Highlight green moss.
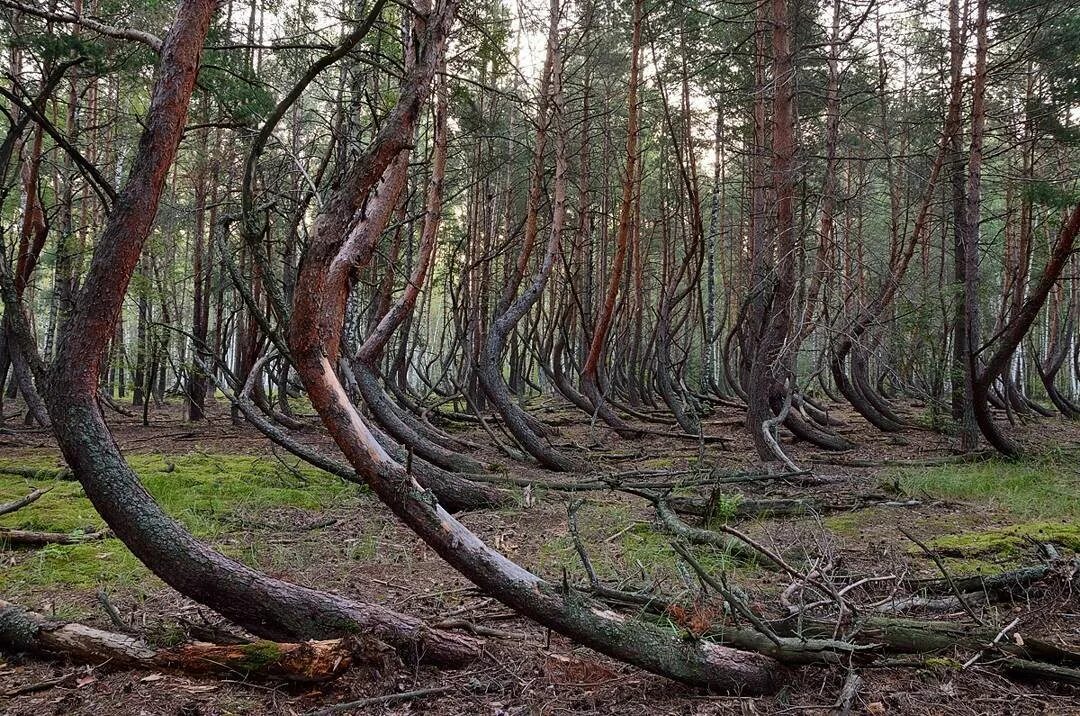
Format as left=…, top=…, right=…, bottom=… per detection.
left=924, top=521, right=1080, bottom=556
left=0, top=482, right=103, bottom=534
left=237, top=640, right=284, bottom=670
left=642, top=457, right=676, bottom=470
left=0, top=452, right=366, bottom=598
left=1, top=541, right=151, bottom=593
left=824, top=510, right=874, bottom=535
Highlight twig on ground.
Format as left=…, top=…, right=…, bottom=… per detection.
left=899, top=527, right=984, bottom=625
left=1, top=673, right=74, bottom=698
left=304, top=685, right=455, bottom=716
left=830, top=669, right=862, bottom=715
left=0, top=487, right=52, bottom=516
left=961, top=616, right=1021, bottom=669
left=97, top=589, right=126, bottom=630
left=567, top=499, right=600, bottom=590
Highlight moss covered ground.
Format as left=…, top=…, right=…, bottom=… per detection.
left=0, top=453, right=364, bottom=599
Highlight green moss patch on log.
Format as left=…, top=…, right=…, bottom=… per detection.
left=923, top=521, right=1080, bottom=557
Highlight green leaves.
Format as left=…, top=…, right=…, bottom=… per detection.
left=1024, top=179, right=1080, bottom=210
left=198, top=50, right=274, bottom=125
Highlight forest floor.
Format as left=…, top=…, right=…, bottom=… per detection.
left=1, top=396, right=1078, bottom=715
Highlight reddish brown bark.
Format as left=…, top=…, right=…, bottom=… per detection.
left=578, top=0, right=642, bottom=440
left=288, top=0, right=780, bottom=694
left=20, top=0, right=478, bottom=668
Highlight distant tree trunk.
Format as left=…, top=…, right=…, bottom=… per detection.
left=187, top=116, right=211, bottom=420
left=798, top=0, right=841, bottom=346
left=704, top=104, right=723, bottom=394
left=132, top=255, right=150, bottom=407
left=579, top=0, right=642, bottom=439
left=946, top=0, right=973, bottom=446
left=958, top=0, right=988, bottom=452
left=477, top=0, right=581, bottom=470
left=4, top=119, right=50, bottom=424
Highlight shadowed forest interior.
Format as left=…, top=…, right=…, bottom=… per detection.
left=0, top=0, right=1079, bottom=712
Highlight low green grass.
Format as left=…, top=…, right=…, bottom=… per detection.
left=893, top=452, right=1080, bottom=566
left=823, top=510, right=874, bottom=536
left=0, top=453, right=365, bottom=598
left=891, top=453, right=1080, bottom=520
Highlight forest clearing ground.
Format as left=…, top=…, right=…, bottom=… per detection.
left=1, top=399, right=1078, bottom=714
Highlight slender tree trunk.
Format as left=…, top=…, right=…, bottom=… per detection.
left=958, top=0, right=988, bottom=452
left=579, top=0, right=642, bottom=439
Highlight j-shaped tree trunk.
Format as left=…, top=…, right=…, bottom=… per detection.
left=288, top=0, right=779, bottom=694
left=578, top=0, right=642, bottom=440
left=1035, top=285, right=1080, bottom=418
left=477, top=0, right=581, bottom=471
left=351, top=73, right=492, bottom=480
left=972, top=204, right=1080, bottom=455
left=4, top=0, right=479, bottom=669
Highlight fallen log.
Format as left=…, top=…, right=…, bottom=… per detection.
left=1005, top=659, right=1080, bottom=686
left=0, top=599, right=391, bottom=682
left=0, top=487, right=51, bottom=516
left=0, top=527, right=110, bottom=546
left=873, top=592, right=990, bottom=615
left=0, top=466, right=74, bottom=481
left=793, top=616, right=1080, bottom=668
left=807, top=452, right=994, bottom=469
left=909, top=561, right=1073, bottom=598
left=667, top=494, right=920, bottom=521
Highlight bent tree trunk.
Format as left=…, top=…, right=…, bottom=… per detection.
left=578, top=0, right=642, bottom=440
left=288, top=0, right=779, bottom=695
left=349, top=79, right=494, bottom=476
left=12, top=0, right=478, bottom=668
left=476, top=3, right=580, bottom=472
left=972, top=204, right=1080, bottom=455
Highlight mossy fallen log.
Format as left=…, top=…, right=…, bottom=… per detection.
left=0, top=599, right=392, bottom=681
